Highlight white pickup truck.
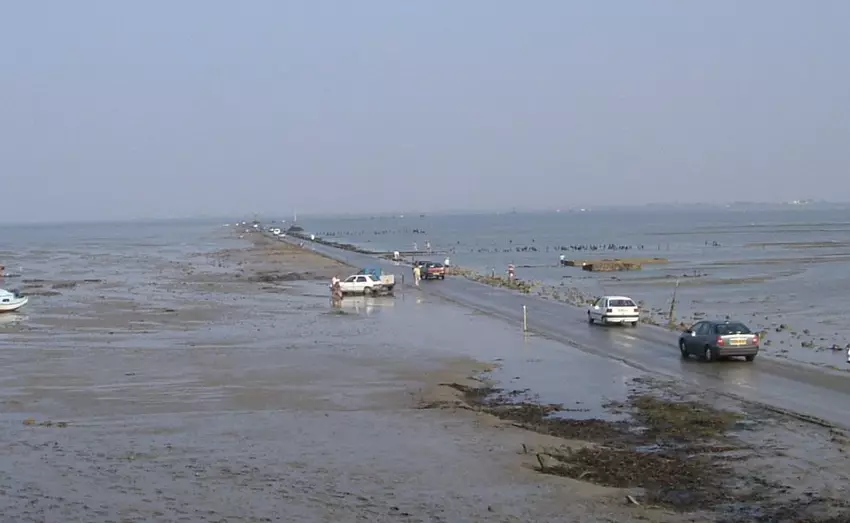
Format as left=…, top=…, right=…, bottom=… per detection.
left=355, top=267, right=395, bottom=292
left=338, top=274, right=385, bottom=295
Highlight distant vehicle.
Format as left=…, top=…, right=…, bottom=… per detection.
left=356, top=267, right=395, bottom=291
left=587, top=295, right=639, bottom=326
left=679, top=320, right=759, bottom=362
left=338, top=274, right=385, bottom=296
left=416, top=261, right=446, bottom=280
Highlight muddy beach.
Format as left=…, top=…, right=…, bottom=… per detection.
left=4, top=223, right=850, bottom=522
left=0, top=225, right=664, bottom=522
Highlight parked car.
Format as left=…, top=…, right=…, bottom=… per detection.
left=356, top=266, right=395, bottom=291
left=338, top=274, right=385, bottom=295
left=587, top=295, right=640, bottom=326
left=679, top=320, right=759, bottom=362
left=416, top=261, right=446, bottom=280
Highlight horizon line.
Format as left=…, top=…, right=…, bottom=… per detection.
left=1, top=200, right=848, bottom=227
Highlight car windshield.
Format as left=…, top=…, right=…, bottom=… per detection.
left=715, top=323, right=752, bottom=335
left=609, top=299, right=636, bottom=307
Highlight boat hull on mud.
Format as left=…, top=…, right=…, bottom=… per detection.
left=0, top=290, right=28, bottom=313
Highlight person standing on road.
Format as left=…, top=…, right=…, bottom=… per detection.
left=413, top=264, right=421, bottom=287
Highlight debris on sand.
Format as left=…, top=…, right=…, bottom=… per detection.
left=23, top=418, right=69, bottom=428
left=424, top=378, right=771, bottom=514
left=534, top=392, right=744, bottom=510
left=539, top=445, right=731, bottom=509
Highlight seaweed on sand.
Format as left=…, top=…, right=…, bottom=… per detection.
left=539, top=445, right=733, bottom=509
left=431, top=379, right=761, bottom=512
left=627, top=394, right=743, bottom=442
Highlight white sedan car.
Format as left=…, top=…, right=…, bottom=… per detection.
left=587, top=295, right=640, bottom=327
left=338, top=274, right=384, bottom=295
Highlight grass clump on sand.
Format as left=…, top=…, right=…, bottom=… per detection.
left=628, top=394, right=743, bottom=441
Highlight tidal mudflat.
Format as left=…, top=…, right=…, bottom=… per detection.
left=0, top=231, right=657, bottom=522
left=2, top=227, right=850, bottom=522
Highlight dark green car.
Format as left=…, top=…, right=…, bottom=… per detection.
left=679, top=320, right=760, bottom=362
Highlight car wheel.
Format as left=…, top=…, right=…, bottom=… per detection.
left=679, top=341, right=688, bottom=359
left=703, top=346, right=714, bottom=362
left=587, top=313, right=594, bottom=325
left=364, top=287, right=372, bottom=296
left=745, top=354, right=756, bottom=362
left=631, top=321, right=638, bottom=327
left=440, top=275, right=445, bottom=280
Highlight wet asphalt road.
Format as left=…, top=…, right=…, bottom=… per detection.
left=295, top=236, right=850, bottom=430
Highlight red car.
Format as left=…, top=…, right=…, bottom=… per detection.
left=416, top=261, right=446, bottom=280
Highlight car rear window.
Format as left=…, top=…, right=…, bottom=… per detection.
left=609, top=299, right=636, bottom=307
left=715, top=323, right=752, bottom=335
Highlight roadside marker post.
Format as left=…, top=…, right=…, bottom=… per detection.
left=523, top=305, right=528, bottom=332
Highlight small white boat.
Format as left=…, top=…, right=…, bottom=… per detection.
left=0, top=289, right=28, bottom=313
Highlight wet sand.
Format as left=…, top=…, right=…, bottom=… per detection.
left=0, top=233, right=656, bottom=522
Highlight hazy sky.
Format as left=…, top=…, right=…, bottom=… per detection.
left=2, top=1, right=848, bottom=222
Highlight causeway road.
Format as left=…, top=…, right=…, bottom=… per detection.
left=291, top=235, right=850, bottom=430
